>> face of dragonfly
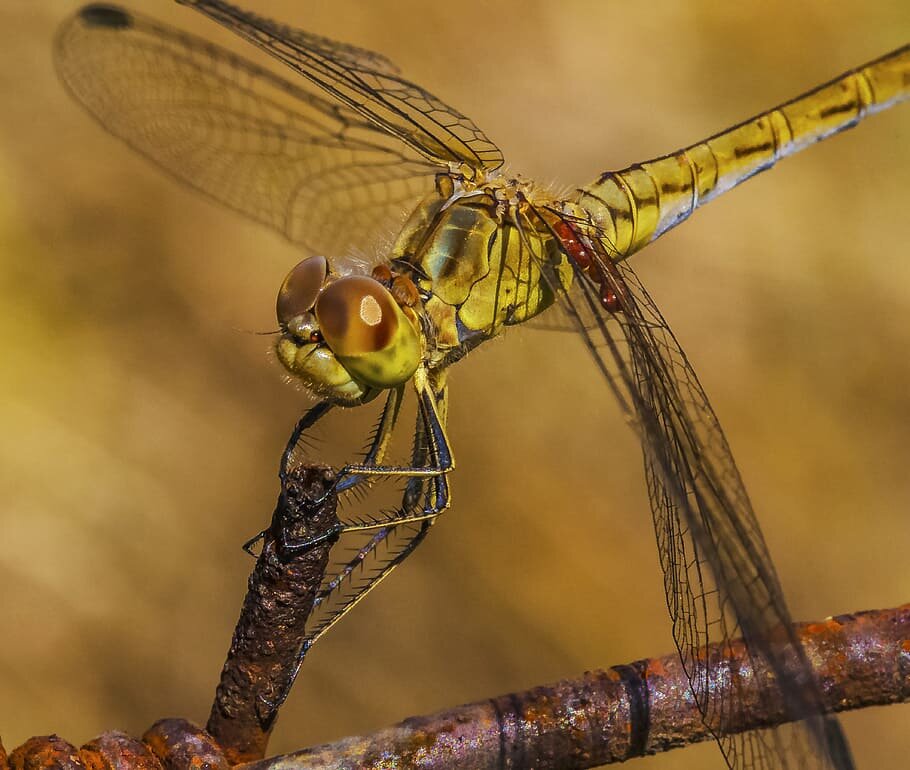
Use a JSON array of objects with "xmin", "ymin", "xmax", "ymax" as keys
[{"xmin": 275, "ymin": 255, "xmax": 422, "ymax": 404}]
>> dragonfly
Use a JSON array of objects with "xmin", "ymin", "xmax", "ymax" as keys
[{"xmin": 55, "ymin": 2, "xmax": 909, "ymax": 767}]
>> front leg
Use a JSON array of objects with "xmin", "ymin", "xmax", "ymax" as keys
[
  {"xmin": 274, "ymin": 369, "xmax": 452, "ymax": 552},
  {"xmin": 244, "ymin": 399, "xmax": 339, "ymax": 555},
  {"xmin": 338, "ymin": 372, "xmax": 453, "ymax": 533},
  {"xmin": 267, "ymin": 378, "xmax": 452, "ymax": 707}
]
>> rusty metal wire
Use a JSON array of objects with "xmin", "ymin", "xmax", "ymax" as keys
[
  {"xmin": 6, "ymin": 604, "xmax": 908, "ymax": 770},
  {"xmin": 5, "ymin": 721, "xmax": 224, "ymax": 770},
  {"xmin": 236, "ymin": 604, "xmax": 910, "ymax": 770},
  {"xmin": 206, "ymin": 464, "xmax": 340, "ymax": 764}
]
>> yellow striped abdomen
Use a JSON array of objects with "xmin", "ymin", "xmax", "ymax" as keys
[{"xmin": 576, "ymin": 45, "xmax": 910, "ymax": 258}]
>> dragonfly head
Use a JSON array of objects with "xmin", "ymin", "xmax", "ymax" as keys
[{"xmin": 275, "ymin": 256, "xmax": 422, "ymax": 405}]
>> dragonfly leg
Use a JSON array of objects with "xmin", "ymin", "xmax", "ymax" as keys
[
  {"xmin": 239, "ymin": 399, "xmax": 341, "ymax": 555},
  {"xmin": 271, "ymin": 389, "xmax": 400, "ymax": 552},
  {"xmin": 242, "ymin": 529, "xmax": 266, "ymax": 556},
  {"xmin": 261, "ymin": 384, "xmax": 447, "ymax": 713},
  {"xmin": 335, "ymin": 385, "xmax": 405, "ymax": 492},
  {"xmin": 274, "ymin": 378, "xmax": 451, "ymax": 550},
  {"xmin": 337, "ymin": 376, "xmax": 453, "ymax": 533},
  {"xmin": 340, "ymin": 375, "xmax": 452, "ymax": 483},
  {"xmin": 276, "ymin": 523, "xmax": 343, "ymax": 554},
  {"xmin": 279, "ymin": 399, "xmax": 336, "ymax": 481},
  {"xmin": 264, "ymin": 365, "xmax": 453, "ymax": 554}
]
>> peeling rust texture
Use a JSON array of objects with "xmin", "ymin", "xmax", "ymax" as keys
[
  {"xmin": 8, "ymin": 722, "xmax": 220, "ymax": 770},
  {"xmin": 206, "ymin": 464, "xmax": 339, "ymax": 765},
  {"xmin": 237, "ymin": 604, "xmax": 910, "ymax": 770},
  {"xmin": 80, "ymin": 732, "xmax": 162, "ymax": 770},
  {"xmin": 8, "ymin": 736, "xmax": 84, "ymax": 770},
  {"xmin": 5, "ymin": 603, "xmax": 907, "ymax": 770},
  {"xmin": 143, "ymin": 719, "xmax": 228, "ymax": 770}
]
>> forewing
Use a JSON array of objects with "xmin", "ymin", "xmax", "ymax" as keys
[
  {"xmin": 534, "ymin": 223, "xmax": 852, "ymax": 769},
  {"xmin": 55, "ymin": 6, "xmax": 441, "ymax": 256},
  {"xmin": 176, "ymin": 0, "xmax": 504, "ymax": 170}
]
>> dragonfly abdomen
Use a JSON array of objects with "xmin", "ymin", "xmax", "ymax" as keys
[{"xmin": 575, "ymin": 44, "xmax": 910, "ymax": 259}]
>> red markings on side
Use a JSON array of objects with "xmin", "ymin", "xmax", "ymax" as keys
[{"xmin": 552, "ymin": 217, "xmax": 625, "ymax": 314}]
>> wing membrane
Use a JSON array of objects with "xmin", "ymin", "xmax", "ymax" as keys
[
  {"xmin": 55, "ymin": 6, "xmax": 441, "ymax": 256},
  {"xmin": 532, "ymin": 215, "xmax": 852, "ymax": 769},
  {"xmin": 176, "ymin": 0, "xmax": 504, "ymax": 171}
]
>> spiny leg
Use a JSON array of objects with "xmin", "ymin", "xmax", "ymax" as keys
[
  {"xmin": 280, "ymin": 399, "xmax": 336, "ymax": 481},
  {"xmin": 243, "ymin": 399, "xmax": 338, "ymax": 555},
  {"xmin": 337, "ymin": 385, "xmax": 405, "ymax": 493},
  {"xmin": 273, "ymin": 373, "xmax": 452, "ymax": 551},
  {"xmin": 339, "ymin": 376, "xmax": 452, "ymax": 533},
  {"xmin": 267, "ymin": 393, "xmax": 443, "ymax": 711},
  {"xmin": 275, "ymin": 388, "xmax": 404, "ymax": 553}
]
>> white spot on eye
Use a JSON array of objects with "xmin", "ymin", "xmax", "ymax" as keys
[{"xmin": 359, "ymin": 295, "xmax": 383, "ymax": 326}]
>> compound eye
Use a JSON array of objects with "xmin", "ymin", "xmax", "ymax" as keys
[
  {"xmin": 276, "ymin": 256, "xmax": 328, "ymax": 327},
  {"xmin": 315, "ymin": 276, "xmax": 397, "ymax": 356},
  {"xmin": 315, "ymin": 276, "xmax": 421, "ymax": 388}
]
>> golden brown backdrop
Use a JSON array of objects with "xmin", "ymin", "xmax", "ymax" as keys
[{"xmin": 1, "ymin": 1, "xmax": 908, "ymax": 768}]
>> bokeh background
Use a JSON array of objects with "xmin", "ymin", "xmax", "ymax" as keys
[{"xmin": 1, "ymin": 1, "xmax": 908, "ymax": 767}]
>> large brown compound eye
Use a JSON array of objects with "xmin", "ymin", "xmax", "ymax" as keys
[
  {"xmin": 315, "ymin": 275, "xmax": 421, "ymax": 388},
  {"xmin": 315, "ymin": 276, "xmax": 397, "ymax": 355},
  {"xmin": 276, "ymin": 255, "xmax": 328, "ymax": 327}
]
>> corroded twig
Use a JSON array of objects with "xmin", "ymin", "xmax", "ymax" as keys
[
  {"xmin": 8, "ymin": 736, "xmax": 85, "ymax": 770},
  {"xmin": 83, "ymin": 731, "xmax": 164, "ymax": 770},
  {"xmin": 236, "ymin": 604, "xmax": 910, "ymax": 770},
  {"xmin": 6, "ymin": 721, "xmax": 227, "ymax": 770},
  {"xmin": 206, "ymin": 465, "xmax": 340, "ymax": 764},
  {"xmin": 6, "ymin": 605, "xmax": 908, "ymax": 769}
]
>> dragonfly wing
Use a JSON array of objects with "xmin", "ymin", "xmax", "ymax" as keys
[
  {"xmin": 176, "ymin": 0, "xmax": 504, "ymax": 171},
  {"xmin": 55, "ymin": 6, "xmax": 440, "ymax": 257},
  {"xmin": 539, "ymin": 231, "xmax": 852, "ymax": 768},
  {"xmin": 521, "ymin": 301, "xmax": 599, "ymax": 333}
]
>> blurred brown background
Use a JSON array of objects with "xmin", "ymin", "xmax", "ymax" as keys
[{"xmin": 1, "ymin": 1, "xmax": 908, "ymax": 767}]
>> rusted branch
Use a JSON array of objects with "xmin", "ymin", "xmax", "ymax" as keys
[
  {"xmin": 142, "ymin": 719, "xmax": 228, "ymax": 770},
  {"xmin": 6, "ymin": 723, "xmax": 226, "ymax": 770},
  {"xmin": 6, "ymin": 604, "xmax": 908, "ymax": 768},
  {"xmin": 8, "ymin": 736, "xmax": 85, "ymax": 770},
  {"xmin": 81, "ymin": 732, "xmax": 162, "ymax": 770},
  {"xmin": 235, "ymin": 604, "xmax": 910, "ymax": 770},
  {"xmin": 206, "ymin": 465, "xmax": 340, "ymax": 764},
  {"xmin": 6, "ymin": 462, "xmax": 908, "ymax": 770}
]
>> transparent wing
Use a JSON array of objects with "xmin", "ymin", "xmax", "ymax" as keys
[
  {"xmin": 55, "ymin": 5, "xmax": 442, "ymax": 256},
  {"xmin": 177, "ymin": 0, "xmax": 504, "ymax": 171},
  {"xmin": 533, "ymin": 216, "xmax": 852, "ymax": 769},
  {"xmin": 521, "ymin": 302, "xmax": 597, "ymax": 333}
]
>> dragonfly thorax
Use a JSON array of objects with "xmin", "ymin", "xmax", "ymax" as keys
[{"xmin": 388, "ymin": 173, "xmax": 574, "ymax": 369}]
